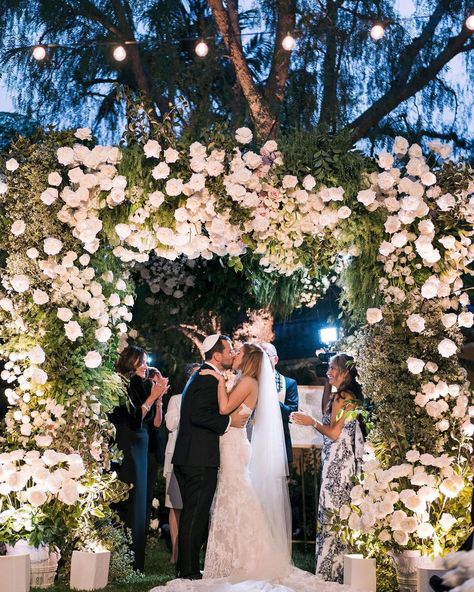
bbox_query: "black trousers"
[174,465,218,578]
[114,424,149,572]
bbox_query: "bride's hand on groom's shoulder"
[200,369,223,381]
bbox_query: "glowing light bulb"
[32,45,46,60]
[465,15,474,31]
[370,24,385,40]
[282,34,296,51]
[113,45,127,61]
[195,40,209,57]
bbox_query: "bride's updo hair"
[240,343,264,379]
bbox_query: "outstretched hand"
[290,411,315,426]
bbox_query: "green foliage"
[277,129,375,196]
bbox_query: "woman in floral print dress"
[292,354,365,582]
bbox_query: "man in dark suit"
[260,342,299,464]
[172,334,248,580]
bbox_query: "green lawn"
[33,539,315,591]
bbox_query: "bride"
[150,343,351,592]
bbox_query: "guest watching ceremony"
[260,342,299,464]
[291,353,364,583]
[163,362,201,565]
[112,345,169,572]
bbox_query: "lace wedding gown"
[150,404,355,592]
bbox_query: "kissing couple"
[150,335,352,592]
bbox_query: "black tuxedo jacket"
[280,376,299,464]
[172,363,229,468]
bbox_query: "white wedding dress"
[150,356,356,592]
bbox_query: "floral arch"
[0,120,472,579]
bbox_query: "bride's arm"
[216,375,255,415]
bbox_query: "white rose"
[377,172,395,190]
[407,357,425,374]
[26,248,39,259]
[84,351,102,368]
[95,327,112,343]
[337,206,352,219]
[31,367,48,385]
[29,345,45,365]
[393,136,409,155]
[458,312,473,328]
[149,191,165,208]
[57,308,73,322]
[426,362,438,373]
[0,181,8,194]
[6,158,19,171]
[11,220,26,236]
[164,148,179,163]
[366,308,383,325]
[438,338,457,358]
[58,478,79,505]
[262,140,277,153]
[35,435,53,448]
[152,162,170,180]
[302,175,316,190]
[406,314,425,333]
[74,127,92,141]
[150,518,160,530]
[33,290,49,305]
[44,237,63,256]
[439,513,456,531]
[235,127,253,144]
[417,522,434,538]
[405,450,420,463]
[189,142,207,158]
[404,493,425,514]
[64,321,83,342]
[165,178,184,196]
[26,486,47,507]
[282,175,298,189]
[0,297,13,311]
[421,172,436,186]
[436,193,456,211]
[393,530,409,546]
[378,151,394,170]
[441,313,457,329]
[115,224,132,240]
[143,139,161,159]
[11,274,30,293]
[357,189,377,207]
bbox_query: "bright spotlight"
[320,327,338,346]
[466,15,474,31]
[113,45,127,61]
[282,34,296,51]
[195,40,209,57]
[370,24,385,40]
[32,45,47,60]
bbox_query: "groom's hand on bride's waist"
[230,409,250,428]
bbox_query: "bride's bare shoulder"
[239,375,258,390]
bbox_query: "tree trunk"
[318,1,340,131]
[349,27,473,142]
[207,0,295,141]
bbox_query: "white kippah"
[202,334,220,353]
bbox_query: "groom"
[172,334,247,579]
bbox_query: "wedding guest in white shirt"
[164,362,200,564]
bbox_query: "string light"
[195,40,209,57]
[370,24,385,40]
[282,34,296,51]
[113,45,127,61]
[465,14,474,31]
[32,45,47,60]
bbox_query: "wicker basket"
[30,557,58,589]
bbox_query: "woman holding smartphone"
[112,345,169,572]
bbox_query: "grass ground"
[33,539,316,591]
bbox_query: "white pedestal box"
[70,550,111,591]
[417,566,448,592]
[0,553,31,592]
[344,553,377,591]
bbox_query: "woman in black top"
[112,346,169,572]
